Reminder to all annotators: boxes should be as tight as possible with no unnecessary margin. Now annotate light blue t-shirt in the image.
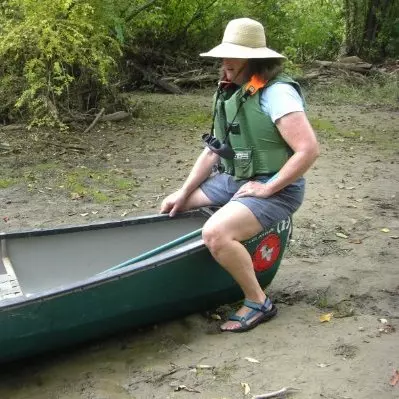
[260,82,304,123]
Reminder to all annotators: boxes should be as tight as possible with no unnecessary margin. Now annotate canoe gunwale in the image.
[0,208,212,239]
[0,209,214,310]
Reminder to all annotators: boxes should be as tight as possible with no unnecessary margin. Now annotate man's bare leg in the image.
[202,201,271,331]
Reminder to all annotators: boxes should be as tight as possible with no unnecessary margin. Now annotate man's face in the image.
[222,58,249,84]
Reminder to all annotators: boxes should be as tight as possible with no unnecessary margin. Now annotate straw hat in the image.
[200,18,285,59]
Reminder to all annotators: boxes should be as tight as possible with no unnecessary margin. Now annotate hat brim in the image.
[200,42,285,59]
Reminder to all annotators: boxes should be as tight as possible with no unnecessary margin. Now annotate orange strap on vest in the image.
[245,75,267,96]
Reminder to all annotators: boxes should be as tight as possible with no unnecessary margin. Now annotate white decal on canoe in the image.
[260,245,274,262]
[277,217,291,234]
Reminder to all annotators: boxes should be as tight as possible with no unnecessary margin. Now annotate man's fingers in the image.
[233,190,246,199]
[169,204,179,217]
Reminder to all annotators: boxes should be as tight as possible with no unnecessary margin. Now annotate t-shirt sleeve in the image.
[260,82,305,123]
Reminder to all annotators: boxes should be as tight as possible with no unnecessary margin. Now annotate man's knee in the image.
[202,221,226,254]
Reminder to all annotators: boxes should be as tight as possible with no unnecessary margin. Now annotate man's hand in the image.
[232,181,273,199]
[160,189,188,217]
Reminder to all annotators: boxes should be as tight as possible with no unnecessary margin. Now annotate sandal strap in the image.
[229,314,243,322]
[243,298,272,313]
[227,298,273,327]
[229,309,261,326]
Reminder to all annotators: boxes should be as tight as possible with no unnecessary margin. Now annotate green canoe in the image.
[0,208,292,363]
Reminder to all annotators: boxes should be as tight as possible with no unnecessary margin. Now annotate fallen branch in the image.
[173,73,218,85]
[62,110,130,124]
[128,62,183,94]
[0,124,26,131]
[83,108,105,134]
[40,141,89,152]
[253,387,300,399]
[101,111,130,122]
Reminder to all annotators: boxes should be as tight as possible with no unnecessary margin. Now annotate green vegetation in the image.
[345,0,399,60]
[306,73,399,107]
[63,168,138,204]
[0,178,15,189]
[0,0,121,126]
[0,162,138,204]
[163,110,211,128]
[0,0,397,127]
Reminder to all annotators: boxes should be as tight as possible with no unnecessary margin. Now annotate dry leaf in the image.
[319,313,333,323]
[381,228,390,233]
[317,363,331,368]
[241,382,251,395]
[174,385,200,393]
[71,192,83,200]
[244,357,260,363]
[210,313,221,320]
[348,238,362,244]
[390,370,399,386]
[80,213,89,217]
[379,324,396,334]
[336,232,348,239]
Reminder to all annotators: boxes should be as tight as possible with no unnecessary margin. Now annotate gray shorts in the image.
[200,173,305,229]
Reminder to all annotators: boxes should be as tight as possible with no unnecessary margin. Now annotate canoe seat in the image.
[0,238,24,301]
[0,273,23,301]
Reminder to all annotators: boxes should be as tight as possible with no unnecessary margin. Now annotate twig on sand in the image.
[253,387,300,398]
[83,107,105,134]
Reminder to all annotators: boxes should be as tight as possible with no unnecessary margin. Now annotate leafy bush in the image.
[0,0,121,126]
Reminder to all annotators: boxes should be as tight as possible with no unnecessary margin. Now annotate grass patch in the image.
[63,167,138,204]
[92,191,109,203]
[35,162,59,171]
[134,93,212,129]
[310,118,337,133]
[0,178,15,189]
[164,110,211,128]
[306,73,398,107]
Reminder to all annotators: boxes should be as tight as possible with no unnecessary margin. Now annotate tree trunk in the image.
[344,0,398,61]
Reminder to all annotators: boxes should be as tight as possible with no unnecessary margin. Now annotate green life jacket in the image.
[213,74,304,180]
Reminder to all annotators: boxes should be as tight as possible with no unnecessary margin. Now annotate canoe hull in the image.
[0,210,291,363]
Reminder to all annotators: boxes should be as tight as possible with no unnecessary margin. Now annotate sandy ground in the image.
[0,88,398,399]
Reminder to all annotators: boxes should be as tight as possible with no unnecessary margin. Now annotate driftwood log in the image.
[314,59,373,73]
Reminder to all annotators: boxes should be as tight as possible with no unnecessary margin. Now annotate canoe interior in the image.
[1,213,208,297]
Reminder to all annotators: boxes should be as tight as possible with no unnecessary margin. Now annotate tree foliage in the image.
[345,0,399,60]
[0,0,396,127]
[0,0,121,126]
